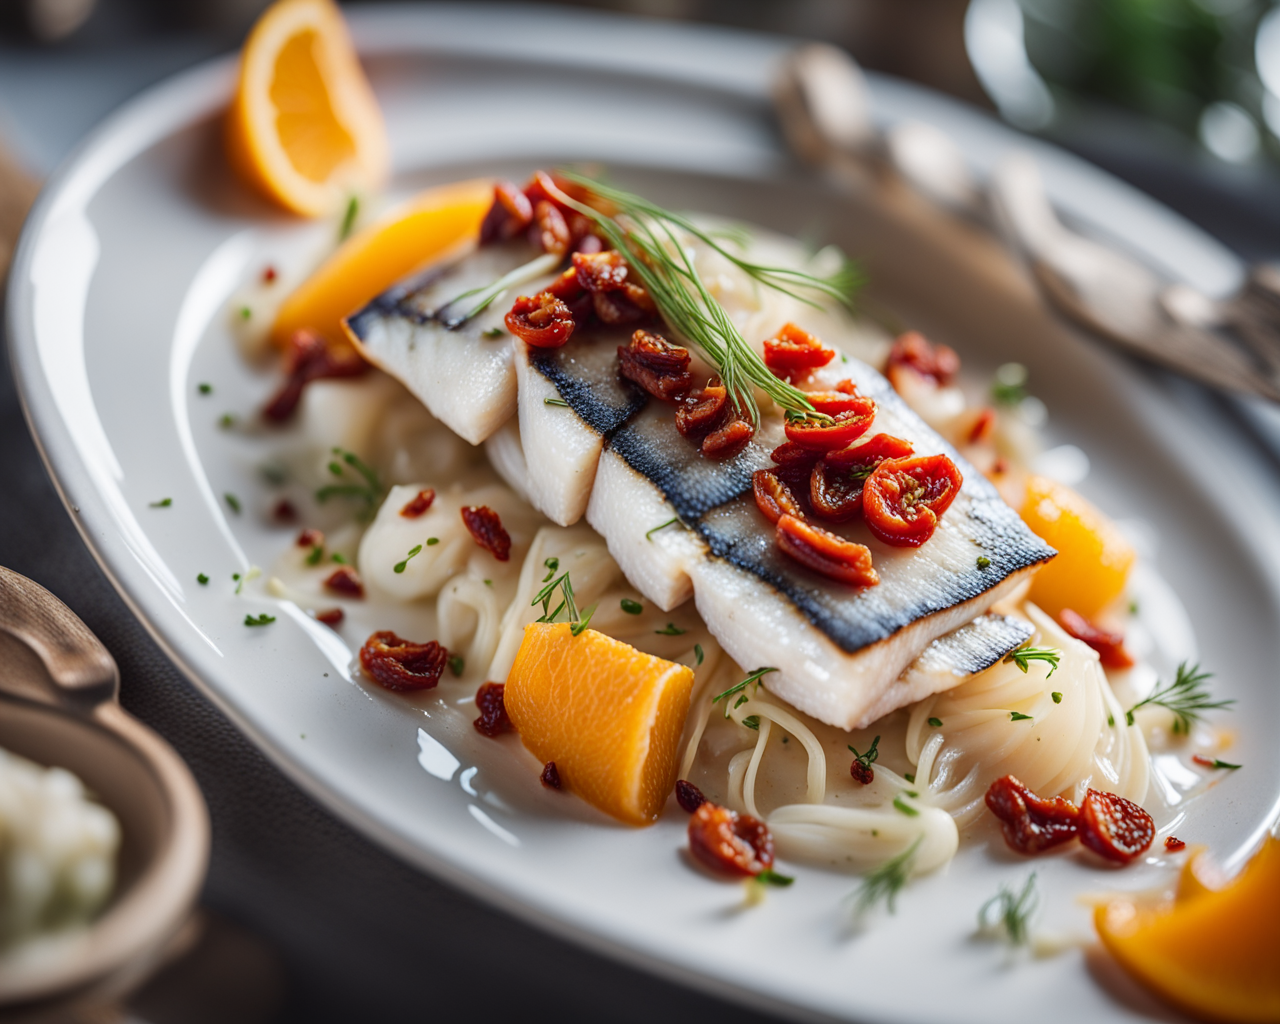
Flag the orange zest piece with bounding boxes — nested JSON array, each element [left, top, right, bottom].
[[1019, 474, 1133, 618], [1095, 837, 1280, 1024], [503, 623, 695, 826], [226, 0, 388, 216], [271, 178, 493, 346]]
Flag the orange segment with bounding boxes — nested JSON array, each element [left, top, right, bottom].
[[1019, 474, 1134, 618], [504, 623, 695, 826], [271, 178, 493, 346], [1095, 837, 1280, 1023], [226, 0, 388, 216]]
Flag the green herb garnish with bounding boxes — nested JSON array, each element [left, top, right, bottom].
[[852, 838, 920, 917], [979, 873, 1038, 947], [544, 397, 570, 407], [219, 413, 236, 429], [893, 794, 919, 817], [531, 567, 597, 636], [426, 537, 439, 546], [847, 735, 880, 769], [394, 544, 423, 574], [197, 573, 209, 585], [224, 493, 241, 514], [542, 557, 560, 581], [991, 362, 1028, 406], [150, 497, 172, 508], [1009, 711, 1034, 722], [448, 655, 465, 677], [757, 868, 794, 887], [1051, 691, 1063, 704], [238, 306, 252, 321], [316, 446, 383, 519], [620, 598, 643, 614], [928, 717, 943, 728], [339, 195, 359, 241], [694, 643, 704, 667], [655, 622, 686, 636], [742, 715, 761, 730], [1003, 645, 1061, 678], [330, 552, 348, 565], [976, 555, 991, 569], [1126, 662, 1231, 734], [306, 545, 324, 566], [645, 516, 680, 540], [712, 667, 778, 716], [483, 327, 504, 338], [1199, 757, 1241, 770], [244, 613, 275, 627], [197, 383, 212, 395]]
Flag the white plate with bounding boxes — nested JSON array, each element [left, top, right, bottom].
[[8, 7, 1280, 1022]]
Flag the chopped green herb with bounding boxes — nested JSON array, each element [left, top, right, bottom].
[[426, 537, 439, 546], [1126, 662, 1231, 734], [197, 382, 212, 395], [979, 873, 1038, 947], [655, 622, 686, 636], [448, 655, 465, 677], [330, 552, 348, 565], [244, 613, 275, 627], [233, 566, 260, 595], [976, 555, 991, 569], [239, 305, 252, 320], [742, 715, 761, 730], [1051, 691, 1063, 704], [712, 667, 778, 716], [315, 447, 383, 519], [1200, 757, 1242, 770], [197, 573, 209, 585], [852, 838, 920, 917], [1108, 713, 1116, 727], [224, 493, 241, 514], [928, 717, 943, 728], [991, 362, 1028, 405], [394, 544, 423, 574], [757, 868, 794, 887], [484, 579, 493, 587], [1003, 645, 1061, 678], [1128, 599, 1140, 616], [219, 413, 236, 429], [339, 195, 359, 241], [904, 773, 915, 784], [544, 397, 570, 407], [893, 794, 919, 817], [621, 598, 643, 614], [306, 545, 324, 566], [531, 566, 596, 636], [645, 516, 681, 540], [483, 326, 505, 338], [733, 694, 749, 709], [542, 557, 560, 581], [149, 497, 172, 508], [1009, 711, 1034, 722], [694, 643, 704, 667], [260, 462, 288, 486], [847, 735, 880, 769]]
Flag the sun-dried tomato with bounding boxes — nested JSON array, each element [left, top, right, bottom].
[[263, 329, 367, 422], [783, 400, 876, 452], [700, 417, 754, 460], [984, 775, 1080, 855], [545, 265, 585, 302], [1078, 788, 1155, 864], [676, 382, 730, 439], [753, 469, 806, 525], [399, 489, 435, 518], [809, 433, 915, 523], [776, 513, 879, 587], [763, 322, 834, 374], [617, 329, 693, 400], [531, 200, 571, 257], [688, 802, 775, 878], [676, 780, 706, 813], [296, 528, 324, 549], [473, 682, 515, 737], [316, 607, 344, 627], [541, 761, 562, 790], [505, 292, 575, 349], [770, 441, 822, 490], [1058, 609, 1135, 669], [885, 331, 960, 387], [804, 381, 869, 417], [324, 566, 365, 598], [478, 180, 535, 245], [573, 250, 654, 325], [862, 454, 963, 548], [272, 499, 298, 523], [1165, 836, 1187, 852], [461, 505, 511, 561], [360, 631, 449, 692]]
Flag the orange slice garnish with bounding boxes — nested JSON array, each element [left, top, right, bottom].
[[504, 623, 695, 826], [226, 0, 388, 217]]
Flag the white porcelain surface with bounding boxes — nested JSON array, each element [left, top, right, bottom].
[[7, 7, 1279, 1022]]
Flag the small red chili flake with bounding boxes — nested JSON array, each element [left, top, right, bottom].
[[1058, 609, 1135, 669], [700, 416, 754, 461], [688, 802, 775, 878], [984, 775, 1080, 855], [473, 682, 514, 738], [783, 400, 876, 452], [478, 180, 534, 244], [296, 528, 324, 549], [461, 505, 511, 561], [1078, 788, 1156, 864], [324, 566, 365, 598], [1192, 754, 1223, 769], [316, 607, 344, 628], [885, 331, 960, 387], [752, 469, 806, 525], [399, 488, 436, 519], [763, 322, 835, 374], [850, 759, 874, 785], [617, 329, 694, 401], [967, 407, 997, 445], [263, 329, 367, 422], [531, 200, 571, 257], [809, 433, 915, 523], [862, 454, 963, 548], [272, 498, 298, 523], [541, 761, 562, 790], [675, 381, 730, 440], [505, 292, 576, 349], [261, 264, 278, 284], [776, 513, 879, 587], [1165, 836, 1187, 852], [675, 780, 706, 813], [359, 631, 449, 692]]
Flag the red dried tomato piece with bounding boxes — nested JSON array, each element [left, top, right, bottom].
[[541, 761, 562, 790], [461, 505, 511, 561], [675, 780, 706, 813], [473, 682, 514, 737], [769, 441, 823, 491], [776, 513, 879, 587], [701, 417, 754, 460], [676, 382, 730, 439], [783, 399, 876, 452], [263, 329, 367, 422], [1165, 836, 1187, 852], [763, 322, 834, 374], [478, 180, 534, 245], [545, 265, 584, 302], [573, 250, 655, 324], [753, 469, 806, 525], [273, 499, 298, 523], [805, 381, 869, 417], [1059, 609, 1135, 668], [810, 433, 915, 523], [505, 292, 576, 349], [316, 607, 344, 627], [617, 329, 693, 400], [688, 802, 774, 878], [984, 775, 1080, 855], [324, 566, 365, 598], [967, 407, 996, 445], [399, 489, 435, 518], [885, 331, 960, 387], [862, 454, 963, 548], [296, 528, 324, 549], [360, 631, 449, 692], [531, 200, 571, 257], [1079, 788, 1155, 864]]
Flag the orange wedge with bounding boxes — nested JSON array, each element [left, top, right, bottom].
[[226, 0, 388, 216], [1095, 837, 1280, 1023], [272, 178, 493, 346], [504, 623, 695, 826]]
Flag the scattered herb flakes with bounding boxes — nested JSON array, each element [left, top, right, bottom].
[[448, 655, 465, 677], [620, 598, 643, 614], [694, 643, 704, 667], [149, 497, 172, 508], [742, 715, 761, 730], [903, 773, 915, 784], [394, 544, 423, 574], [1126, 662, 1231, 733], [426, 537, 439, 546], [712, 667, 778, 716], [483, 327, 505, 338], [330, 552, 348, 565], [852, 838, 920, 917], [848, 735, 880, 771], [484, 579, 493, 587], [1194, 755, 1242, 771], [1128, 599, 1140, 616], [1009, 711, 1034, 722], [224, 492, 242, 514], [893, 794, 919, 817], [976, 555, 991, 569], [979, 873, 1038, 947], [238, 305, 252, 320], [197, 573, 209, 585], [757, 868, 794, 887], [197, 382, 213, 395], [928, 717, 943, 728], [1003, 645, 1061, 678], [1108, 713, 1116, 728], [306, 545, 324, 566], [645, 516, 680, 540], [544, 397, 570, 407], [532, 567, 596, 636], [316, 446, 383, 519], [244, 613, 275, 627], [655, 622, 686, 636], [991, 362, 1028, 405], [219, 413, 236, 429], [1051, 691, 1063, 704], [542, 557, 560, 581], [260, 462, 288, 486], [339, 195, 359, 241]]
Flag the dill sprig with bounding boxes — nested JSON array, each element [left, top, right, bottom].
[[852, 838, 921, 918], [847, 735, 880, 769], [712, 667, 778, 717], [550, 172, 859, 425], [531, 565, 597, 637], [1126, 662, 1231, 734], [316, 447, 383, 518], [978, 873, 1038, 946], [1003, 645, 1061, 678]]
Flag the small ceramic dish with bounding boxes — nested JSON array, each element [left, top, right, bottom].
[[0, 566, 208, 1013]]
